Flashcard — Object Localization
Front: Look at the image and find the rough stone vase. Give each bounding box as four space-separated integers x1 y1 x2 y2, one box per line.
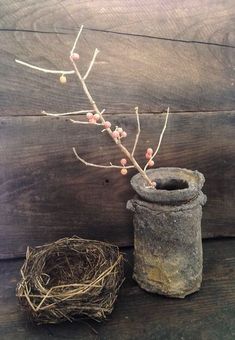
127 167 207 298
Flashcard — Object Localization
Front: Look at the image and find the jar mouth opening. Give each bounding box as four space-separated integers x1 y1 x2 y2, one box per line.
154 178 189 191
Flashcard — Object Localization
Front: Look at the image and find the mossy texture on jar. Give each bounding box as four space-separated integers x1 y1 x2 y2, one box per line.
127 168 207 298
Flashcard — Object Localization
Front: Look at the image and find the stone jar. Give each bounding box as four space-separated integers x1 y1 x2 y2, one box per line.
127 168 207 298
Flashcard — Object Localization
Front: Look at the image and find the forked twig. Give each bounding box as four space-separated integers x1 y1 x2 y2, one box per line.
15 25 170 188
68 29 154 186
144 107 170 172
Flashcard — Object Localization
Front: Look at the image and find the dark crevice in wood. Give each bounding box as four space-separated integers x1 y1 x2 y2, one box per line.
200 236 235 243
0 238 234 262
83 27 235 49
1 26 235 50
0 109 235 118
0 28 69 35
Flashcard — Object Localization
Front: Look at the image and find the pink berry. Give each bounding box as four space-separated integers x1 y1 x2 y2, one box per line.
151 181 156 187
145 153 152 160
112 131 119 138
86 112 93 120
104 121 111 129
70 53 80 60
148 160 155 167
121 168 128 175
94 114 100 121
121 131 127 138
120 158 127 166
147 148 153 155
89 118 96 124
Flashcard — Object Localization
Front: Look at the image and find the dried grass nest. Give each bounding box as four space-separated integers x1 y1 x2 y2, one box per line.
16 236 124 324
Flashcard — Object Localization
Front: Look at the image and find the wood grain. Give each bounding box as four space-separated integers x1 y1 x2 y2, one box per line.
0 239 234 339
0 111 234 259
0 0 235 115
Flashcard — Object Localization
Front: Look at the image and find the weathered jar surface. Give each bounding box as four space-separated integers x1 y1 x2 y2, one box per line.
127 168 207 298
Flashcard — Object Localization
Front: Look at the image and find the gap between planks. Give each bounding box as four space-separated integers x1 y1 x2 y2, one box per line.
0 27 235 50
0 237 234 262
1 109 235 118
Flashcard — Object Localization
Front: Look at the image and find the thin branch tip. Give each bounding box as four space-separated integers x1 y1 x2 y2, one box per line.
83 48 100 80
144 107 170 172
70 25 84 55
132 106 140 156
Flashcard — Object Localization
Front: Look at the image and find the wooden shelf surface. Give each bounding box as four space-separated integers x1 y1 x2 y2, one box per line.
0 239 234 340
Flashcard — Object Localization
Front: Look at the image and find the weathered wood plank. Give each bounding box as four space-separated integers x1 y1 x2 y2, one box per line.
1 0 235 43
0 111 234 258
0 0 235 115
0 239 234 339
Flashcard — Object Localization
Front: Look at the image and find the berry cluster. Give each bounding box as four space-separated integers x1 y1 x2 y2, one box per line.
86 112 100 124
120 158 128 175
145 148 154 167
112 127 127 139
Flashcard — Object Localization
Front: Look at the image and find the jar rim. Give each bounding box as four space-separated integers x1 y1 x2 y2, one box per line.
130 167 205 204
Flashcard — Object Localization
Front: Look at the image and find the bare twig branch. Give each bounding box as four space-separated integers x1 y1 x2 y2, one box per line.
42 110 94 116
69 31 154 187
73 148 135 169
16 25 156 187
83 48 100 80
15 59 75 75
70 119 103 125
132 106 140 156
70 59 100 113
70 25 84 55
42 109 103 125
144 107 170 172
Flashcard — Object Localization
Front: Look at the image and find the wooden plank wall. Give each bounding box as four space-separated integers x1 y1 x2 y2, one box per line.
0 0 234 258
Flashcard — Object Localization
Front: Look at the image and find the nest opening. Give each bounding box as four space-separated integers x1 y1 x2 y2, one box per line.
17 237 124 324
43 249 95 288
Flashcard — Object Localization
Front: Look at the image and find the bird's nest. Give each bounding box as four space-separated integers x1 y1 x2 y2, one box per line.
16 236 124 324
